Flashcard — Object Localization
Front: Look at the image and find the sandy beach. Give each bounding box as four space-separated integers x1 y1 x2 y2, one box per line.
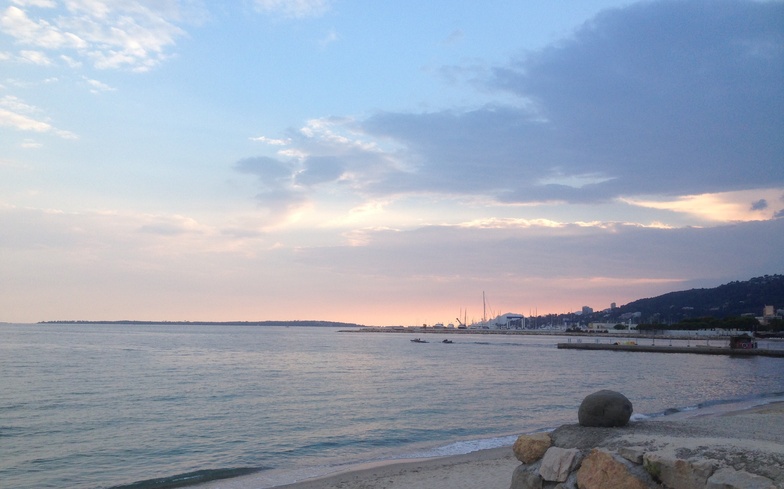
193 401 784 489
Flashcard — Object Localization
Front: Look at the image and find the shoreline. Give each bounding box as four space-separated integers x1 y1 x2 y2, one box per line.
191 399 784 489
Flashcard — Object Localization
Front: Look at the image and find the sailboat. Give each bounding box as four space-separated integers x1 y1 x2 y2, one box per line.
469 292 491 329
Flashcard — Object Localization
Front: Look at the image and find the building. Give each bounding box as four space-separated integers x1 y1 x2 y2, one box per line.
582 306 594 315
587 322 620 331
492 313 525 329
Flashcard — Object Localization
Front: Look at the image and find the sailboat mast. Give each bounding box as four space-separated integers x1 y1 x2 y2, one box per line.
483 291 486 324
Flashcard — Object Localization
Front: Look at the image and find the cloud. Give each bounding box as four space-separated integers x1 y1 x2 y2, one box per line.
318 28 339 49
751 199 768 211
12 0 57 7
253 0 331 18
442 29 464 46
246 0 783 213
0 2 190 71
234 156 309 223
622 188 784 222
250 135 291 145
0 95 77 138
19 49 53 64
290 218 784 313
295 156 345 186
20 137 42 148
83 76 115 93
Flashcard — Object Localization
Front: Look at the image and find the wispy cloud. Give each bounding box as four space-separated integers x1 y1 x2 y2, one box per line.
18 49 53 65
318 28 339 49
250 135 291 145
253 0 331 18
0 2 189 72
623 188 784 222
83 76 115 93
0 95 77 138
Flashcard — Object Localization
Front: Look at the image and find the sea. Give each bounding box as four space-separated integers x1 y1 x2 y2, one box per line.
2 323 784 489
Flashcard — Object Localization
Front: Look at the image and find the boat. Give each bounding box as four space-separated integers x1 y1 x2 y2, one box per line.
442 339 453 344
729 334 757 350
410 338 428 343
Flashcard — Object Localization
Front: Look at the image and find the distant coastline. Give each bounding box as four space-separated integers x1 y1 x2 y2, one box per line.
37 320 365 328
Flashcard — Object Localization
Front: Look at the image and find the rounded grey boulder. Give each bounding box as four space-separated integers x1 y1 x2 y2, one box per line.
578 390 633 427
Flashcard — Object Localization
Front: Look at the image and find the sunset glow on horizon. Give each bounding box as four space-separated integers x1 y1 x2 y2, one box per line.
1 0 782 326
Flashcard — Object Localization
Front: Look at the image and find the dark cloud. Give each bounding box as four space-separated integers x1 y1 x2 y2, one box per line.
294 218 784 284
751 199 768 211
360 0 783 203
234 156 306 218
295 156 345 186
235 157 293 188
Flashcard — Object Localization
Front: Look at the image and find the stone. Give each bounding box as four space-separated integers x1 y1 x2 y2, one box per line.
510 464 543 489
577 390 633 427
618 446 645 464
643 452 716 489
706 467 776 489
576 448 652 489
549 423 615 449
539 447 582 482
513 433 552 464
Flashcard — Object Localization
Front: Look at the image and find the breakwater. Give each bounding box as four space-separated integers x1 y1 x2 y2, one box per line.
557 342 784 357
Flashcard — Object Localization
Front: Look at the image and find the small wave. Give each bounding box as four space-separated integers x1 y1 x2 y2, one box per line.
108 467 265 489
403 434 519 459
651 391 784 419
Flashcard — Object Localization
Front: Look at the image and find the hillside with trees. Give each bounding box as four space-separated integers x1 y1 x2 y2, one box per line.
611 274 784 324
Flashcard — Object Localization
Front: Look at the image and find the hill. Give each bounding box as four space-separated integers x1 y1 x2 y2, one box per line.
612 274 784 322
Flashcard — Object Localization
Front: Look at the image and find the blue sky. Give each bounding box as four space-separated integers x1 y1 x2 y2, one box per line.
1 0 782 325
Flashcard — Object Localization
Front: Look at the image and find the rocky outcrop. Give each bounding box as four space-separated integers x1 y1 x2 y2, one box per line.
509 403 783 489
578 390 633 427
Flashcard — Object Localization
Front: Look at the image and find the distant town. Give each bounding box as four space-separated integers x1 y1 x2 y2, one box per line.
37 275 784 335
394 275 784 335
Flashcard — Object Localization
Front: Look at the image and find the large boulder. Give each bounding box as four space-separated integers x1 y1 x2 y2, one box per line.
576 448 652 489
643 452 716 488
510 465 543 489
513 433 552 463
539 446 582 482
578 390 633 427
706 467 777 489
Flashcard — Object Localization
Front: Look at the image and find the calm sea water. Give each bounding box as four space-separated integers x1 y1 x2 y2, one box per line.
2 324 783 489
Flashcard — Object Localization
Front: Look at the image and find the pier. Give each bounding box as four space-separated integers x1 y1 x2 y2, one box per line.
556 342 784 357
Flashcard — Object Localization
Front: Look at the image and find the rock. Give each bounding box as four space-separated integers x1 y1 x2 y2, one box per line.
539 447 582 482
510 464 543 489
576 448 653 489
618 446 645 464
549 423 616 449
706 467 776 489
643 452 716 488
578 390 633 427
513 433 552 463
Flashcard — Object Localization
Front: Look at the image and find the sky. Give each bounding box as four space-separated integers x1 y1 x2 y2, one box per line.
1 0 783 326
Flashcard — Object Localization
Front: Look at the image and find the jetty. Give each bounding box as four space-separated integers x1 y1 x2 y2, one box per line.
556 342 784 357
